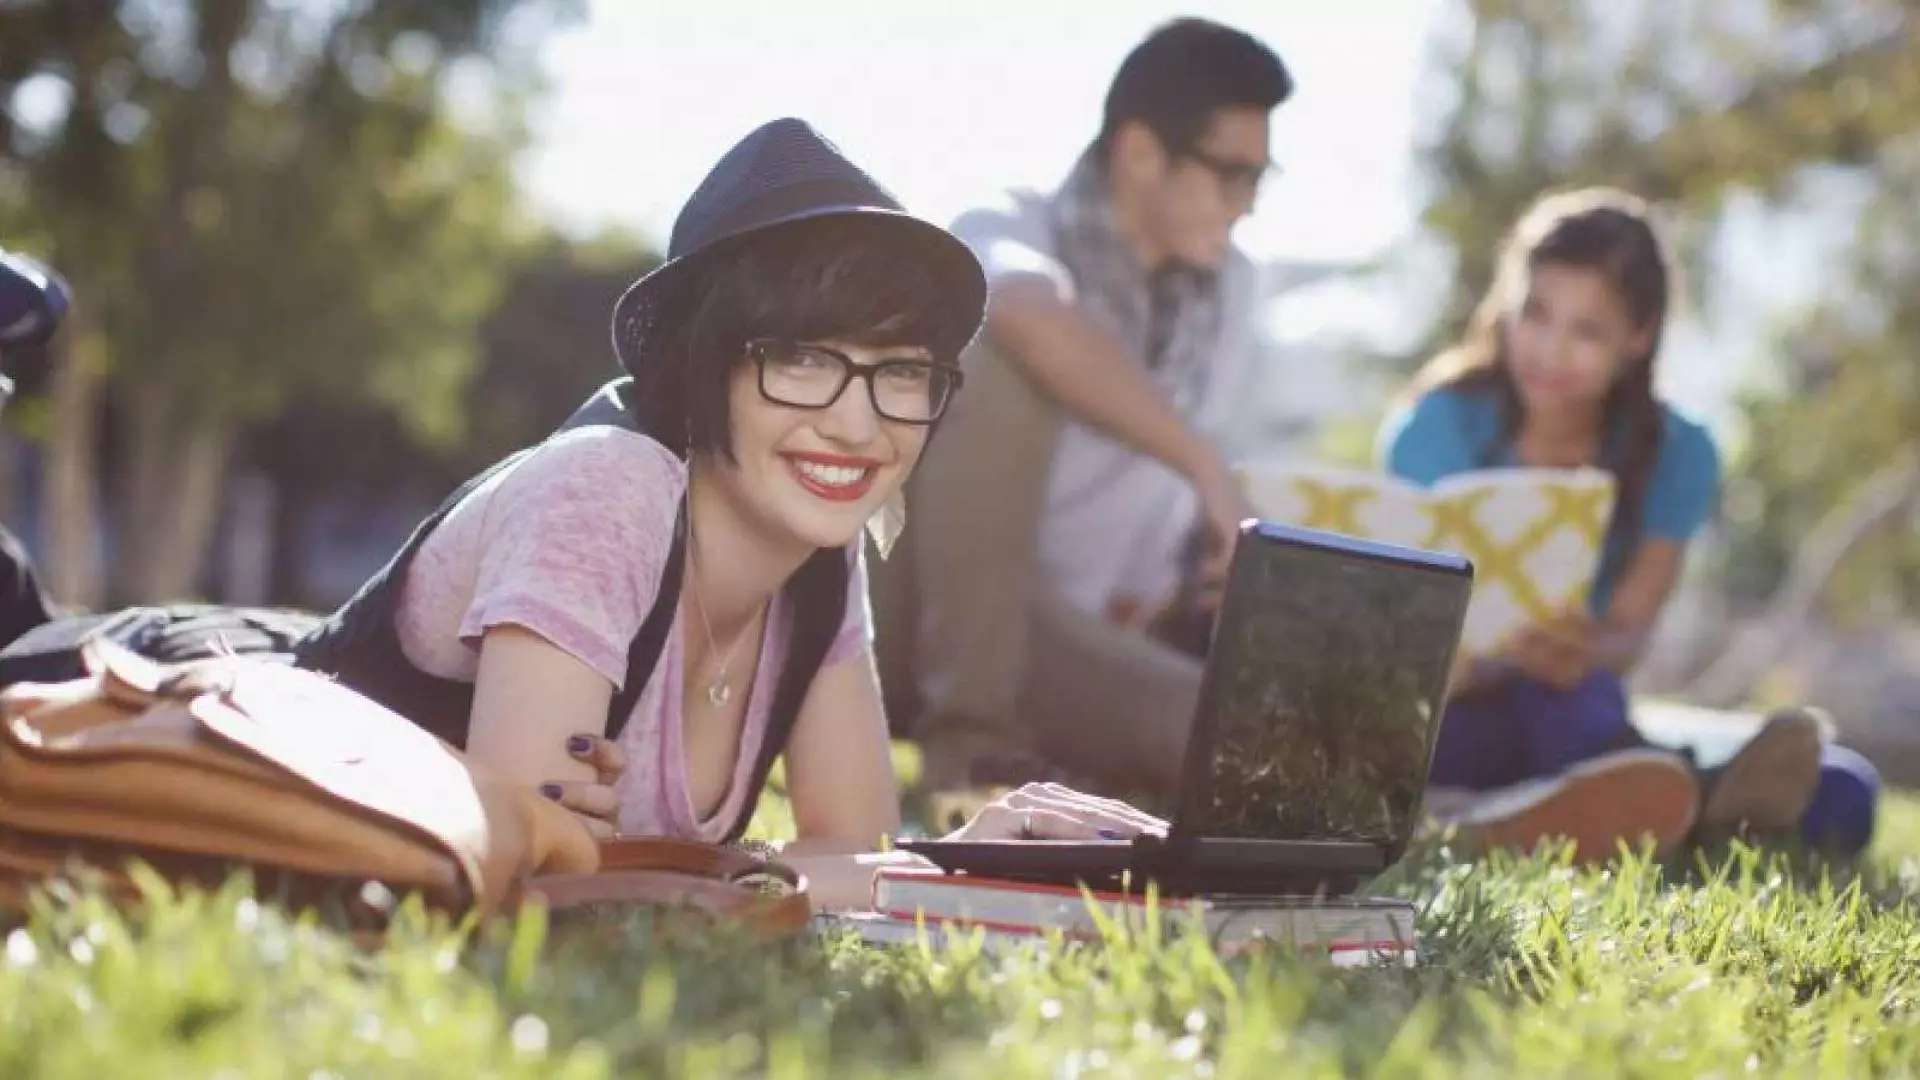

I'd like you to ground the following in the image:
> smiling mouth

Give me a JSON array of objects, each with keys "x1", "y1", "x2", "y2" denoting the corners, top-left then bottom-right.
[{"x1": 785, "y1": 456, "x2": 878, "y2": 503}]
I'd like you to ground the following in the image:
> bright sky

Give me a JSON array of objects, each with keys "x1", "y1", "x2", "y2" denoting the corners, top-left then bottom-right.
[
  {"x1": 518, "y1": 0, "x2": 1776, "y2": 437},
  {"x1": 520, "y1": 0, "x2": 1440, "y2": 268}
]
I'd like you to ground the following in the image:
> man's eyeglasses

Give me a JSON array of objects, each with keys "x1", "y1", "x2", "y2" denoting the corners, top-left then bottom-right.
[
  {"x1": 1179, "y1": 147, "x2": 1278, "y2": 198},
  {"x1": 748, "y1": 339, "x2": 963, "y2": 425}
]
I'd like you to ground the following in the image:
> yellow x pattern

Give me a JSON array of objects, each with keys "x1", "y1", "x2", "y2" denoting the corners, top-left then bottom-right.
[
  {"x1": 1423, "y1": 485, "x2": 1613, "y2": 620},
  {"x1": 1288, "y1": 478, "x2": 1379, "y2": 536}
]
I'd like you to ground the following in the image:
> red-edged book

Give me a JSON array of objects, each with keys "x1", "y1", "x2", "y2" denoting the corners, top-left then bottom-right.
[{"x1": 828, "y1": 865, "x2": 1418, "y2": 963}]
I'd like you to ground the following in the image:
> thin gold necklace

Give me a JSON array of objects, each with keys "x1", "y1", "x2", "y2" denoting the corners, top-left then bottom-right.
[{"x1": 685, "y1": 519, "x2": 759, "y2": 708}]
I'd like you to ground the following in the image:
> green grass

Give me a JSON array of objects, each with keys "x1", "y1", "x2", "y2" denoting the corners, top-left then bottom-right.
[
  {"x1": 1875, "y1": 787, "x2": 1920, "y2": 867},
  {"x1": 3, "y1": 793, "x2": 1918, "y2": 1078}
]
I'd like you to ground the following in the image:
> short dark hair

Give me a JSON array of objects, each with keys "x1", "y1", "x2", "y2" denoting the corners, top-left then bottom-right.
[
  {"x1": 1093, "y1": 18, "x2": 1294, "y2": 164},
  {"x1": 629, "y1": 215, "x2": 975, "y2": 461}
]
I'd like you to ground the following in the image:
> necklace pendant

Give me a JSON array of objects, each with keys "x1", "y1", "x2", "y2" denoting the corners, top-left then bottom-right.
[{"x1": 706, "y1": 676, "x2": 732, "y2": 708}]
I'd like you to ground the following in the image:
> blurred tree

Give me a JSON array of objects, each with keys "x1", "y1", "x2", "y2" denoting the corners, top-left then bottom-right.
[
  {"x1": 239, "y1": 227, "x2": 657, "y2": 608},
  {"x1": 440, "y1": 228, "x2": 659, "y2": 480},
  {"x1": 1686, "y1": 150, "x2": 1920, "y2": 705},
  {"x1": 1409, "y1": 0, "x2": 1920, "y2": 371},
  {"x1": 0, "y1": 0, "x2": 582, "y2": 605},
  {"x1": 1402, "y1": 0, "x2": 1920, "y2": 697}
]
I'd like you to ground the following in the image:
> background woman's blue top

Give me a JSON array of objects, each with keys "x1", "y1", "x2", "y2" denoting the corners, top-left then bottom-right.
[{"x1": 1375, "y1": 384, "x2": 1722, "y2": 614}]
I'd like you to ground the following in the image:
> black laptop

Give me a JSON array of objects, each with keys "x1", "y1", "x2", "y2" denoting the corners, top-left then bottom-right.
[{"x1": 898, "y1": 520, "x2": 1474, "y2": 897}]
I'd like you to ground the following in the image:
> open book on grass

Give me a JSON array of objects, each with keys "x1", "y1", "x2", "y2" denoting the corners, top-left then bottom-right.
[{"x1": 1235, "y1": 462, "x2": 1617, "y2": 656}]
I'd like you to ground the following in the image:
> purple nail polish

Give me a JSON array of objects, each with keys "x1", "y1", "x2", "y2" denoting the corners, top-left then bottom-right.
[
  {"x1": 567, "y1": 735, "x2": 592, "y2": 755},
  {"x1": 1098, "y1": 828, "x2": 1123, "y2": 841},
  {"x1": 540, "y1": 783, "x2": 563, "y2": 800}
]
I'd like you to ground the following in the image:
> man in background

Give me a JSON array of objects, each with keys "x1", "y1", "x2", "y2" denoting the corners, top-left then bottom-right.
[
  {"x1": 0, "y1": 246, "x2": 69, "y2": 649},
  {"x1": 876, "y1": 18, "x2": 1294, "y2": 801}
]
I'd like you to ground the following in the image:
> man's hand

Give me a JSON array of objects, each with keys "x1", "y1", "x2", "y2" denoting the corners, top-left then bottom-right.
[{"x1": 1189, "y1": 456, "x2": 1253, "y2": 613}]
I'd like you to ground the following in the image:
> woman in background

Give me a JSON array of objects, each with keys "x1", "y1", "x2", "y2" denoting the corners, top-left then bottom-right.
[{"x1": 1378, "y1": 187, "x2": 1879, "y2": 862}]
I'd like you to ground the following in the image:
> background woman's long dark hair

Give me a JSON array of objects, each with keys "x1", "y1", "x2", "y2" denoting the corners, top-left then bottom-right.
[{"x1": 1407, "y1": 186, "x2": 1675, "y2": 554}]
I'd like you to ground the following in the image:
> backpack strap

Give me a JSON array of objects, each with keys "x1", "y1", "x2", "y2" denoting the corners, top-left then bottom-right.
[
  {"x1": 723, "y1": 545, "x2": 848, "y2": 844},
  {"x1": 605, "y1": 501, "x2": 685, "y2": 741},
  {"x1": 567, "y1": 377, "x2": 684, "y2": 741}
]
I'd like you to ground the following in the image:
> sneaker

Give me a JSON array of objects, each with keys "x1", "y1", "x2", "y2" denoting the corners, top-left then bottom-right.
[
  {"x1": 1448, "y1": 748, "x2": 1702, "y2": 864},
  {"x1": 1697, "y1": 705, "x2": 1831, "y2": 835},
  {"x1": 1420, "y1": 786, "x2": 1487, "y2": 825}
]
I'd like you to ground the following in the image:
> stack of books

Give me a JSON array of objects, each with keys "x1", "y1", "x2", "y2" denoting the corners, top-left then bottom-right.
[{"x1": 814, "y1": 865, "x2": 1419, "y2": 966}]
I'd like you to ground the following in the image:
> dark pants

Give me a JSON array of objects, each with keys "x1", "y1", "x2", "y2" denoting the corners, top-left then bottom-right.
[
  {"x1": 0, "y1": 524, "x2": 53, "y2": 653},
  {"x1": 1430, "y1": 670, "x2": 1882, "y2": 856}
]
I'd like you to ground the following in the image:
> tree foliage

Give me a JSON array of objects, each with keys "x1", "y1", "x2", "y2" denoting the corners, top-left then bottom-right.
[
  {"x1": 1717, "y1": 142, "x2": 1920, "y2": 612},
  {"x1": 1407, "y1": 0, "x2": 1920, "y2": 614},
  {"x1": 0, "y1": 0, "x2": 582, "y2": 602},
  {"x1": 239, "y1": 228, "x2": 657, "y2": 606}
]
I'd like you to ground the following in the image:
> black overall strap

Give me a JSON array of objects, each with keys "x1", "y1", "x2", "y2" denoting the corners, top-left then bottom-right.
[
  {"x1": 560, "y1": 377, "x2": 687, "y2": 738},
  {"x1": 606, "y1": 504, "x2": 684, "y2": 737},
  {"x1": 723, "y1": 546, "x2": 847, "y2": 843}
]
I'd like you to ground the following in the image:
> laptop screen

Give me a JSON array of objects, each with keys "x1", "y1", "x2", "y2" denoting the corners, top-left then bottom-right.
[{"x1": 1173, "y1": 523, "x2": 1472, "y2": 849}]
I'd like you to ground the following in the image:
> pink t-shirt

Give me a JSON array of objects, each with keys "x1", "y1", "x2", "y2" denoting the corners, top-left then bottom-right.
[{"x1": 391, "y1": 426, "x2": 872, "y2": 841}]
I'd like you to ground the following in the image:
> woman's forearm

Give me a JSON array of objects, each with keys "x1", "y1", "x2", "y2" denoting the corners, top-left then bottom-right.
[{"x1": 1595, "y1": 623, "x2": 1649, "y2": 675}]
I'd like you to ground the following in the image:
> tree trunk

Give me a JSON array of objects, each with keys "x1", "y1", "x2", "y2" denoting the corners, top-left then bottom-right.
[
  {"x1": 218, "y1": 467, "x2": 275, "y2": 606},
  {"x1": 42, "y1": 307, "x2": 106, "y2": 612},
  {"x1": 1684, "y1": 447, "x2": 1920, "y2": 708},
  {"x1": 109, "y1": 388, "x2": 171, "y2": 603},
  {"x1": 109, "y1": 398, "x2": 233, "y2": 604},
  {"x1": 101, "y1": 0, "x2": 253, "y2": 604},
  {"x1": 148, "y1": 421, "x2": 233, "y2": 601},
  {"x1": 268, "y1": 476, "x2": 307, "y2": 608}
]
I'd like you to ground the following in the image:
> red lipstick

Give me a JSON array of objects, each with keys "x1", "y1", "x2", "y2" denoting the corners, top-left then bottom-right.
[{"x1": 783, "y1": 452, "x2": 880, "y2": 503}]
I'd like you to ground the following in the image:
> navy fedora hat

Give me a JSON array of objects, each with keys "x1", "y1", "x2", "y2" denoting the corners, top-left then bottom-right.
[{"x1": 610, "y1": 118, "x2": 987, "y2": 375}]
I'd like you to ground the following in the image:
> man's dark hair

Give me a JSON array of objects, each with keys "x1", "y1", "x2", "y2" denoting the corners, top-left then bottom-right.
[
  {"x1": 1092, "y1": 18, "x2": 1293, "y2": 164},
  {"x1": 630, "y1": 215, "x2": 974, "y2": 461}
]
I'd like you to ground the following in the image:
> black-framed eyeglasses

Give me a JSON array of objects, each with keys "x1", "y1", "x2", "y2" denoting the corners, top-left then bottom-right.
[
  {"x1": 747, "y1": 339, "x2": 963, "y2": 425},
  {"x1": 1179, "y1": 147, "x2": 1278, "y2": 198}
]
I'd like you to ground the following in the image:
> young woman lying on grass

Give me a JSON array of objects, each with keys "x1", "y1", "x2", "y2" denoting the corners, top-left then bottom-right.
[
  {"x1": 296, "y1": 119, "x2": 1166, "y2": 910},
  {"x1": 1379, "y1": 186, "x2": 1879, "y2": 862}
]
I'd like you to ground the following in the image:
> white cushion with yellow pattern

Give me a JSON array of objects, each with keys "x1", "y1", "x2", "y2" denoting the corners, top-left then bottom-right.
[{"x1": 1236, "y1": 463, "x2": 1616, "y2": 656}]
